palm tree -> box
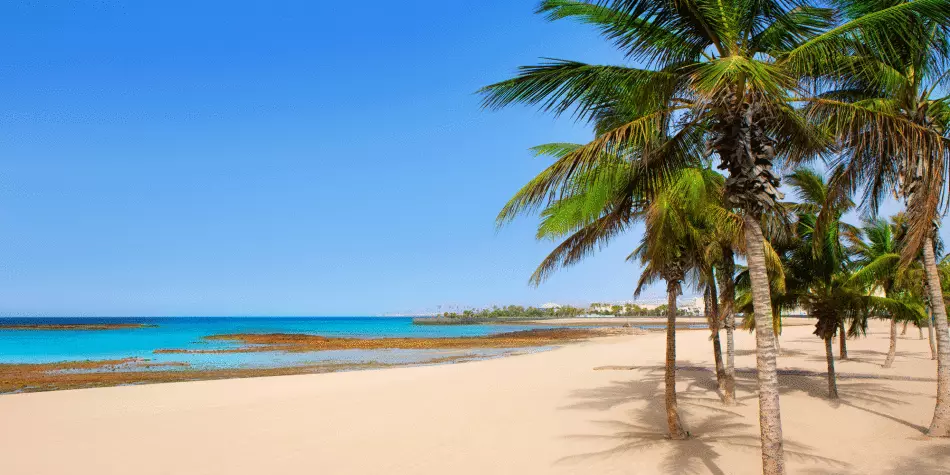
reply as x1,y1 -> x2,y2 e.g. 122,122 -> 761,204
630,168 -> 728,439
779,169 -> 924,398
700,258 -> 730,399
807,0 -> 950,435
717,243 -> 739,404
479,2 -> 948,468
505,139 -> 732,437
497,135 -> 692,438
848,217 -> 927,368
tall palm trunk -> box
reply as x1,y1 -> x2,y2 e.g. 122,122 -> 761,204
824,336 -> 839,399
923,237 -> 950,436
930,313 -> 938,361
773,309 -> 783,355
838,322 -> 848,360
902,321 -> 909,336
920,325 -> 926,340
719,247 -> 737,405
884,316 -> 898,368
743,215 -> 786,473
706,275 -> 726,394
665,279 -> 687,440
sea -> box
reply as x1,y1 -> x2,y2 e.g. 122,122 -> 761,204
0,317 -> 549,369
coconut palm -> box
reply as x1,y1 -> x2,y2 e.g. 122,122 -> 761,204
784,255 -> 923,398
786,168 -> 860,358
716,241 -> 740,404
806,0 -> 950,435
703,270 -> 728,395
506,138 -> 734,436
479,1 -> 950,468
498,136 -> 692,438
847,216 -> 930,367
523,145 -> 744,406
778,169 -> 925,398
630,168 -> 730,439
848,218 -> 901,366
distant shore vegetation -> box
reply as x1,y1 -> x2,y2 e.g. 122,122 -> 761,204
416,303 -> 691,324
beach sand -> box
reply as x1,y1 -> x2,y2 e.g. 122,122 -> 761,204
1,320 -> 946,474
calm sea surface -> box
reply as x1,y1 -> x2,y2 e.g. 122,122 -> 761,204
0,317 -> 548,368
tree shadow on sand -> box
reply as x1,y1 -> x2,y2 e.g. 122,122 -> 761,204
885,444 -> 950,473
727,367 -> 931,434
796,347 -> 933,367
557,366 -> 849,474
735,348 -> 809,358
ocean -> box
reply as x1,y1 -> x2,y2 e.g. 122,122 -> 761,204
0,317 -> 548,369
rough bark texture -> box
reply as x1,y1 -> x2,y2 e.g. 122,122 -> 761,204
720,247 -> 737,405
665,280 -> 688,440
713,97 -> 784,212
883,316 -> 898,368
714,94 -> 784,473
923,237 -> 950,436
824,337 -> 839,399
743,215 -> 786,474
838,322 -> 848,360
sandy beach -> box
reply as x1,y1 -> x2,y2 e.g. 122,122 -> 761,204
1,320 -> 947,474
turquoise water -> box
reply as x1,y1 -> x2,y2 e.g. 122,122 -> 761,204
0,317 -> 546,368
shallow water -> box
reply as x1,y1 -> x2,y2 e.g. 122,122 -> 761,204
0,317 -> 548,368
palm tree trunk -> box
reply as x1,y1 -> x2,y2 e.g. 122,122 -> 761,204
824,336 -> 839,399
838,322 -> 848,360
665,280 -> 687,440
774,321 -> 782,354
902,320 -> 909,336
883,316 -> 898,368
923,237 -> 950,436
773,309 -> 783,355
720,246 -> 737,405
930,313 -> 938,361
920,325 -> 925,340
706,276 -> 726,395
743,214 -> 785,473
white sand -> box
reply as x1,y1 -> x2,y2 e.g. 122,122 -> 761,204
1,320 -> 947,474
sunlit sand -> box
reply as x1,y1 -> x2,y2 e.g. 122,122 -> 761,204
0,320 -> 945,474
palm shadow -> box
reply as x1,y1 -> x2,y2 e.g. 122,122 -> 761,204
886,443 -> 950,473
735,348 -> 808,358
558,366 -> 848,473
730,368 -> 930,433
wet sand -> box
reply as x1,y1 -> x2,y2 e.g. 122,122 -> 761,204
2,328 -> 629,393
155,327 -> 628,353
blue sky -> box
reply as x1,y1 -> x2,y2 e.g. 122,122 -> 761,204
0,2 -> 943,316
0,1 -> 649,316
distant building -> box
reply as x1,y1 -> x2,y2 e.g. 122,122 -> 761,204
681,297 -> 705,315
540,302 -> 562,310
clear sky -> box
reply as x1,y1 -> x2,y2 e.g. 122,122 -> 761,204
0,2 -> 944,316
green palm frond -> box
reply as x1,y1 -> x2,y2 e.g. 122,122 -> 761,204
785,0 -> 950,76
752,6 -> 837,56
848,253 -> 900,289
537,0 -> 709,65
479,61 -> 680,123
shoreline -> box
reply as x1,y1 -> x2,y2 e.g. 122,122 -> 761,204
1,319 -> 945,474
1,327 -> 637,394
154,327 -> 629,354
